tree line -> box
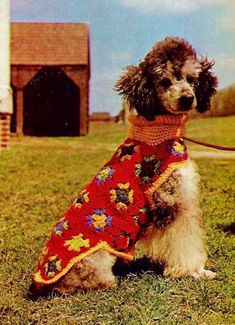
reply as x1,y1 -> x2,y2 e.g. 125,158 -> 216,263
210,83 -> 235,116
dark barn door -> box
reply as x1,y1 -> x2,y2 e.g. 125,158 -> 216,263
10,84 -> 17,133
23,67 -> 80,136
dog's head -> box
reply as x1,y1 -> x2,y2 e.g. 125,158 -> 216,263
115,37 -> 218,119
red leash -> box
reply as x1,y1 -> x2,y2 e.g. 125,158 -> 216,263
183,136 -> 235,151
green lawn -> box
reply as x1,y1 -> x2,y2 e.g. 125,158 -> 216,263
0,116 -> 234,324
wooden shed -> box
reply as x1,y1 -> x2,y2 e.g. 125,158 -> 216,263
10,22 -> 90,136
90,112 -> 111,122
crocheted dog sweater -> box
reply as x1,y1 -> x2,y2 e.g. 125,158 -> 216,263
34,115 -> 189,285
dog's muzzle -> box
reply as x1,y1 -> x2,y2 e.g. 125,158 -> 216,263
179,95 -> 194,110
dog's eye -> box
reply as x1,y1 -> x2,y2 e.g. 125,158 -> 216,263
186,75 -> 195,84
159,78 -> 172,89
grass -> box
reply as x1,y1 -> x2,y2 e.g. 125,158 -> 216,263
0,115 -> 234,324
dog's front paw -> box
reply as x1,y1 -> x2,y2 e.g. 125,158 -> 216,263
189,269 -> 216,280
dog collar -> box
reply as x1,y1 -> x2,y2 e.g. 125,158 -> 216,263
128,114 -> 189,146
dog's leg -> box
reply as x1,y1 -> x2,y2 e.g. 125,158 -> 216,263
160,206 -> 216,279
142,161 -> 216,279
29,250 -> 117,297
188,269 -> 216,279
53,249 -> 117,293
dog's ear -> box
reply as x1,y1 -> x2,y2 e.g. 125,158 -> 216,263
114,64 -> 157,120
195,59 -> 218,113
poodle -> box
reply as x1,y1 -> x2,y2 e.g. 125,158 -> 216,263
29,37 -> 218,298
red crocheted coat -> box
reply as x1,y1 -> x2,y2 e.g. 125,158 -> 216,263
34,117 -> 189,285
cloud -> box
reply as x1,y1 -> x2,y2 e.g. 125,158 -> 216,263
118,0 -> 229,15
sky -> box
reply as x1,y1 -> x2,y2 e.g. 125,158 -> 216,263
10,0 -> 235,115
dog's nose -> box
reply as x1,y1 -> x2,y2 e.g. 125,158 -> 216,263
179,96 -> 194,110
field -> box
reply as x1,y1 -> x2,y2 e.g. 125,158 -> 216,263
0,115 -> 234,324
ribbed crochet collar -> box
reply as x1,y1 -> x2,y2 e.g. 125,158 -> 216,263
128,114 -> 189,146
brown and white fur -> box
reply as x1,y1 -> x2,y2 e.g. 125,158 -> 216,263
142,161 -> 211,279
29,37 -> 217,298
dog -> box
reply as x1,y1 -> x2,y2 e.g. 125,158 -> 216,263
29,37 -> 218,298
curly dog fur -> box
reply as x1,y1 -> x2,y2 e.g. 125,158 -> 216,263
29,37 -> 218,298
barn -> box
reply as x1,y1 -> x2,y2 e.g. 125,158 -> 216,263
10,22 -> 90,136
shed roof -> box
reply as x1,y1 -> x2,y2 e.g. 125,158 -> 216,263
90,112 -> 111,121
10,22 -> 89,65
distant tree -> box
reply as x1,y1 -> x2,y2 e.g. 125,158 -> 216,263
211,83 -> 235,116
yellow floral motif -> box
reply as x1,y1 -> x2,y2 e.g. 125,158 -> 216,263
64,233 -> 90,251
74,190 -> 89,208
96,166 -> 115,184
116,202 -> 128,210
173,142 -> 185,154
117,142 -> 139,161
90,213 -> 107,228
110,189 -> 117,201
54,218 -> 69,236
86,209 -> 112,231
98,168 -> 110,179
44,255 -> 62,277
118,182 -> 131,190
110,182 -> 134,210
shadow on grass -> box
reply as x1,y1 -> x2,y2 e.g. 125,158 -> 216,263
26,257 -> 164,301
219,222 -> 235,235
113,257 -> 164,277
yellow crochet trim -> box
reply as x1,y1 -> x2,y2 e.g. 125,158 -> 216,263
145,159 -> 189,206
128,114 -> 188,146
34,241 -> 134,285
